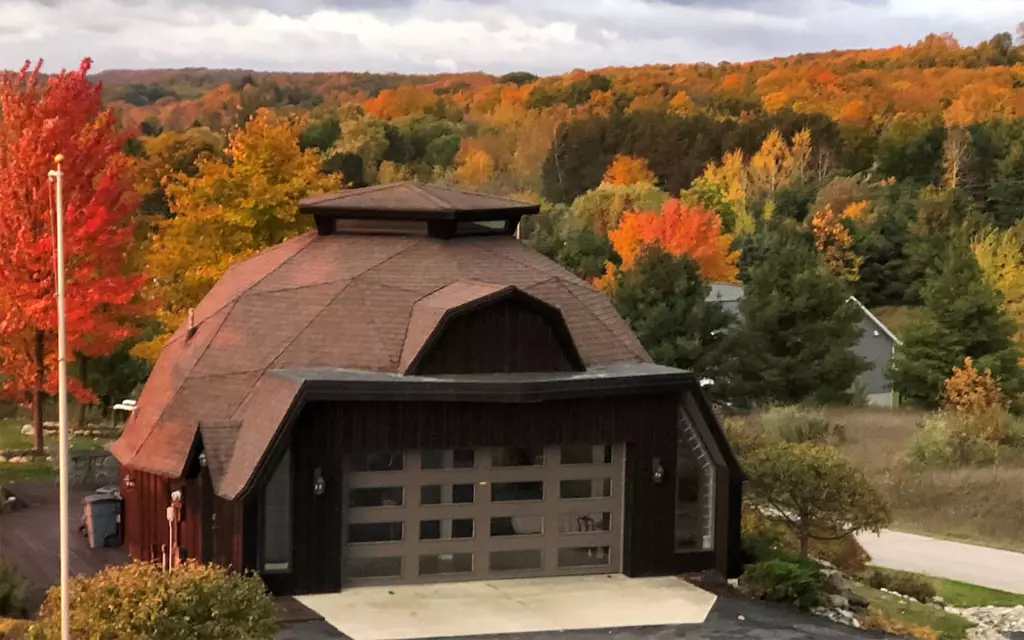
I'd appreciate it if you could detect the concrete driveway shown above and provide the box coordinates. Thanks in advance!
[279,593,889,640]
[295,575,717,640]
[858,530,1024,594]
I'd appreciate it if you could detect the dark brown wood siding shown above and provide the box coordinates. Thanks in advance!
[121,466,244,571]
[257,392,737,594]
[413,298,579,375]
[121,467,170,562]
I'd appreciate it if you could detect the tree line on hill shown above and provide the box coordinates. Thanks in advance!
[5,27,1024,448]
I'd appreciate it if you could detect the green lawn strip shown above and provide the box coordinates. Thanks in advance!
[0,417,113,453]
[0,459,56,485]
[866,566,1024,608]
[848,582,974,640]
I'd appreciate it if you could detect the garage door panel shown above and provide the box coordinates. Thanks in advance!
[342,443,624,587]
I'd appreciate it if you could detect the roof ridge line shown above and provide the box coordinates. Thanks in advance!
[409,182,455,210]
[559,277,650,362]
[127,298,241,466]
[395,281,451,368]
[180,232,316,332]
[266,280,355,372]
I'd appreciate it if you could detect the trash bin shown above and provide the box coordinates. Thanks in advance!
[82,494,122,549]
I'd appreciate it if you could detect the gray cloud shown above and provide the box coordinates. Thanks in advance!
[0,0,1018,75]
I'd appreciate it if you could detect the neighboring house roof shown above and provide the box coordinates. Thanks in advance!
[110,226,651,500]
[705,283,902,345]
[846,296,903,346]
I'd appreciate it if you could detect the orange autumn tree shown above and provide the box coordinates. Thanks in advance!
[602,155,658,186]
[598,199,739,291]
[0,59,143,451]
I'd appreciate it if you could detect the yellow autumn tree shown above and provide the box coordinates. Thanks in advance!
[134,109,338,361]
[971,224,1024,360]
[601,155,658,186]
[453,139,496,189]
[810,204,864,282]
[698,128,813,236]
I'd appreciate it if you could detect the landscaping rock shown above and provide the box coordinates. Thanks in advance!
[846,591,869,610]
[0,456,6,463]
[20,424,33,436]
[826,594,850,610]
[948,605,1024,640]
[824,571,846,594]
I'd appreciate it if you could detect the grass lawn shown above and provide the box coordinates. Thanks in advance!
[825,407,1024,554]
[849,582,975,640]
[0,417,111,453]
[866,567,1024,608]
[0,416,115,485]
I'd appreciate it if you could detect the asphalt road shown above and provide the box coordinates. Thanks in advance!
[857,530,1024,594]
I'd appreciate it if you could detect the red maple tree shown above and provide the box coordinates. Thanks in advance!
[0,59,142,452]
[608,199,740,282]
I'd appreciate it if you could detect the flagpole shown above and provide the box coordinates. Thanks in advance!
[49,154,70,640]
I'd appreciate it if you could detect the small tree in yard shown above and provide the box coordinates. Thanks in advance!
[31,561,276,639]
[744,441,890,556]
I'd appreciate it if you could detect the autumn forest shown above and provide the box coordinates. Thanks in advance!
[5,28,1024,441]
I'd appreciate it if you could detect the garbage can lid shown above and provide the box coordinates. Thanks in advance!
[83,494,119,504]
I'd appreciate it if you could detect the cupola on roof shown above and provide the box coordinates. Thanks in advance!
[299,182,540,238]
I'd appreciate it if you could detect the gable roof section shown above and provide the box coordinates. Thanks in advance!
[400,281,585,374]
[112,232,651,482]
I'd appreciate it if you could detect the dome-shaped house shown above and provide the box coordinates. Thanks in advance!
[110,183,741,595]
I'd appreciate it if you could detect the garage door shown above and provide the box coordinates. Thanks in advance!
[341,444,625,586]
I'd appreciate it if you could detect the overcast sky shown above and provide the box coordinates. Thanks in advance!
[0,0,1020,75]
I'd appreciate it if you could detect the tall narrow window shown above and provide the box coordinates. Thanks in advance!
[263,449,291,572]
[675,408,715,552]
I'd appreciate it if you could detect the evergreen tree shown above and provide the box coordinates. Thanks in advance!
[610,246,733,401]
[890,241,1021,408]
[724,222,867,407]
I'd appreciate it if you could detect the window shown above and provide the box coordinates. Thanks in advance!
[491,447,543,467]
[421,449,475,470]
[350,486,404,508]
[349,452,404,472]
[421,484,475,505]
[262,449,291,573]
[675,406,715,551]
[559,479,612,499]
[491,481,543,502]
[348,522,403,544]
[560,445,612,465]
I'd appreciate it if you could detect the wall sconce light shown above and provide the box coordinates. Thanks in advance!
[313,467,325,496]
[123,474,135,490]
[652,458,665,484]
[198,452,207,468]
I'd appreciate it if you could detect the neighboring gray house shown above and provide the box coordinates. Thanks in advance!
[707,282,903,407]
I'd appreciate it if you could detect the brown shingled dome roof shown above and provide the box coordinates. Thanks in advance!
[111,191,651,498]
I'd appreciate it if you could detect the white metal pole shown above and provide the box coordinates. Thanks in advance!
[50,154,70,640]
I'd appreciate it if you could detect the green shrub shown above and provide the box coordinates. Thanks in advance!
[739,558,825,610]
[0,561,27,618]
[759,405,847,446]
[866,569,937,603]
[905,413,1000,468]
[30,561,276,640]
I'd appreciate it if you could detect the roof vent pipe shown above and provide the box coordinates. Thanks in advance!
[186,308,197,340]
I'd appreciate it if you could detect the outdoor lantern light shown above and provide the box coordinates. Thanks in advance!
[313,467,325,496]
[123,474,135,490]
[198,452,207,468]
[652,458,665,483]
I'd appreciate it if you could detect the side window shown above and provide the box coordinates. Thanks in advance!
[263,449,292,572]
[675,408,715,552]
